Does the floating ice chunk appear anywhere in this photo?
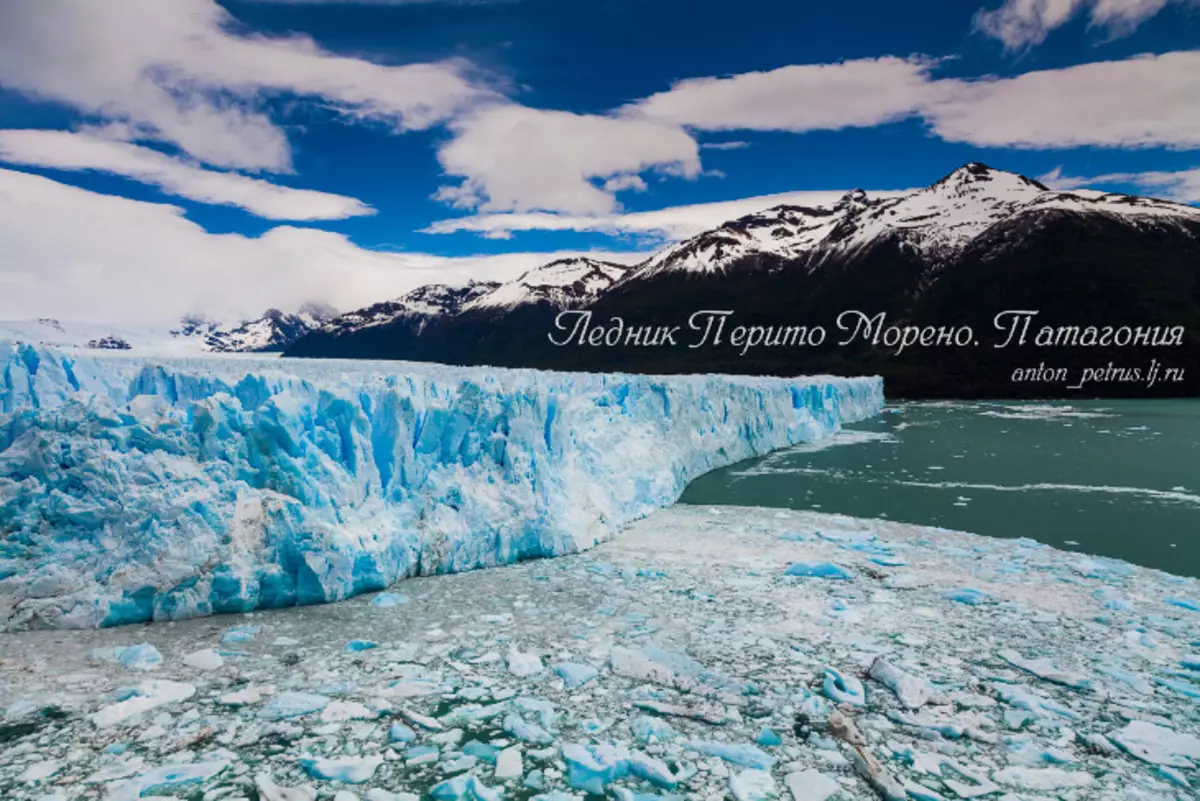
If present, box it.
[684,740,774,769]
[944,588,990,606]
[631,716,678,744]
[406,746,439,766]
[372,593,409,607]
[345,640,378,652]
[507,647,544,677]
[93,680,195,728]
[388,723,417,743]
[869,656,933,708]
[105,643,163,671]
[107,759,229,801]
[366,791,419,801]
[756,728,782,747]
[783,769,839,801]
[1095,664,1153,694]
[611,645,749,696]
[784,562,852,580]
[18,760,60,783]
[552,662,598,688]
[259,692,330,720]
[993,766,1092,790]
[822,667,865,706]
[1110,720,1200,767]
[989,683,1076,720]
[531,794,582,801]
[299,755,383,784]
[495,746,523,779]
[256,775,318,801]
[221,625,261,644]
[998,650,1089,689]
[181,648,223,670]
[1165,597,1200,611]
[729,769,776,801]
[400,707,444,730]
[504,713,554,745]
[219,684,273,706]
[429,774,503,800]
[561,743,676,794]
[322,700,376,721]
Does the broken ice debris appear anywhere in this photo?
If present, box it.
[998,649,1089,688]
[784,769,840,801]
[372,592,409,607]
[728,768,776,801]
[1110,720,1200,767]
[868,656,933,708]
[784,562,852,580]
[221,624,261,644]
[181,648,223,670]
[822,667,865,706]
[552,661,598,687]
[92,680,196,727]
[430,774,503,800]
[944,588,990,605]
[561,743,676,794]
[507,646,544,676]
[300,755,383,783]
[108,759,230,801]
[259,691,331,720]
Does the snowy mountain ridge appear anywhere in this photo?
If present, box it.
[315,282,500,338]
[631,163,1200,279]
[465,257,629,312]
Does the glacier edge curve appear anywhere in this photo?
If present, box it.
[0,342,883,630]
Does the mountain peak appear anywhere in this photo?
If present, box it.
[935,162,1048,192]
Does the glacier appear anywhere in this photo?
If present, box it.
[0,340,882,630]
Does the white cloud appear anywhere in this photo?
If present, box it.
[630,50,1200,152]
[925,51,1200,150]
[0,0,494,172]
[973,0,1190,51]
[631,57,939,133]
[0,168,645,324]
[1040,164,1200,202]
[700,141,751,151]
[435,105,701,215]
[423,188,915,241]
[0,129,373,220]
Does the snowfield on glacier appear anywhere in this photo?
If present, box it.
[0,342,881,630]
[2,506,1198,800]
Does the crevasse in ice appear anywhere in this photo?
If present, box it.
[0,341,883,629]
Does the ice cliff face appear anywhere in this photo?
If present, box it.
[0,342,883,630]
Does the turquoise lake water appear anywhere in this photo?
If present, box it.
[681,400,1200,576]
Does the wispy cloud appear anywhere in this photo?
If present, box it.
[0,129,374,220]
[973,0,1193,52]
[423,188,915,241]
[1040,164,1200,202]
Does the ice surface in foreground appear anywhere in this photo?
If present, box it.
[0,341,882,629]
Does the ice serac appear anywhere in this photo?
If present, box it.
[0,342,883,630]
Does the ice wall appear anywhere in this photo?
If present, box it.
[0,342,883,630]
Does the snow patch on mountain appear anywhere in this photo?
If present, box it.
[633,163,1200,278]
[317,282,500,338]
[466,258,629,311]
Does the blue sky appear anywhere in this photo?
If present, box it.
[0,0,1196,322]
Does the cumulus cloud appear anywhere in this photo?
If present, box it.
[973,0,1191,51]
[631,50,1200,152]
[0,129,374,220]
[924,51,1200,150]
[0,168,645,323]
[423,188,915,242]
[631,57,939,133]
[1040,164,1200,202]
[0,0,494,172]
[435,105,701,215]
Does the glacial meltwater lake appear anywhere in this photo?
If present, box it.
[681,399,1200,576]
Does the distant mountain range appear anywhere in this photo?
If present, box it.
[287,164,1200,398]
[0,303,338,356]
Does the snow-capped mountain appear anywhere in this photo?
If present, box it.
[197,303,338,353]
[466,258,628,311]
[317,282,499,339]
[632,163,1200,279]
[285,163,1200,399]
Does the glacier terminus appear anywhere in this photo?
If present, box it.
[0,341,882,630]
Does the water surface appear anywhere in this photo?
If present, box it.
[682,400,1200,575]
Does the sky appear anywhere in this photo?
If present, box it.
[0,0,1197,323]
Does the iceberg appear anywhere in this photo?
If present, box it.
[0,342,882,630]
